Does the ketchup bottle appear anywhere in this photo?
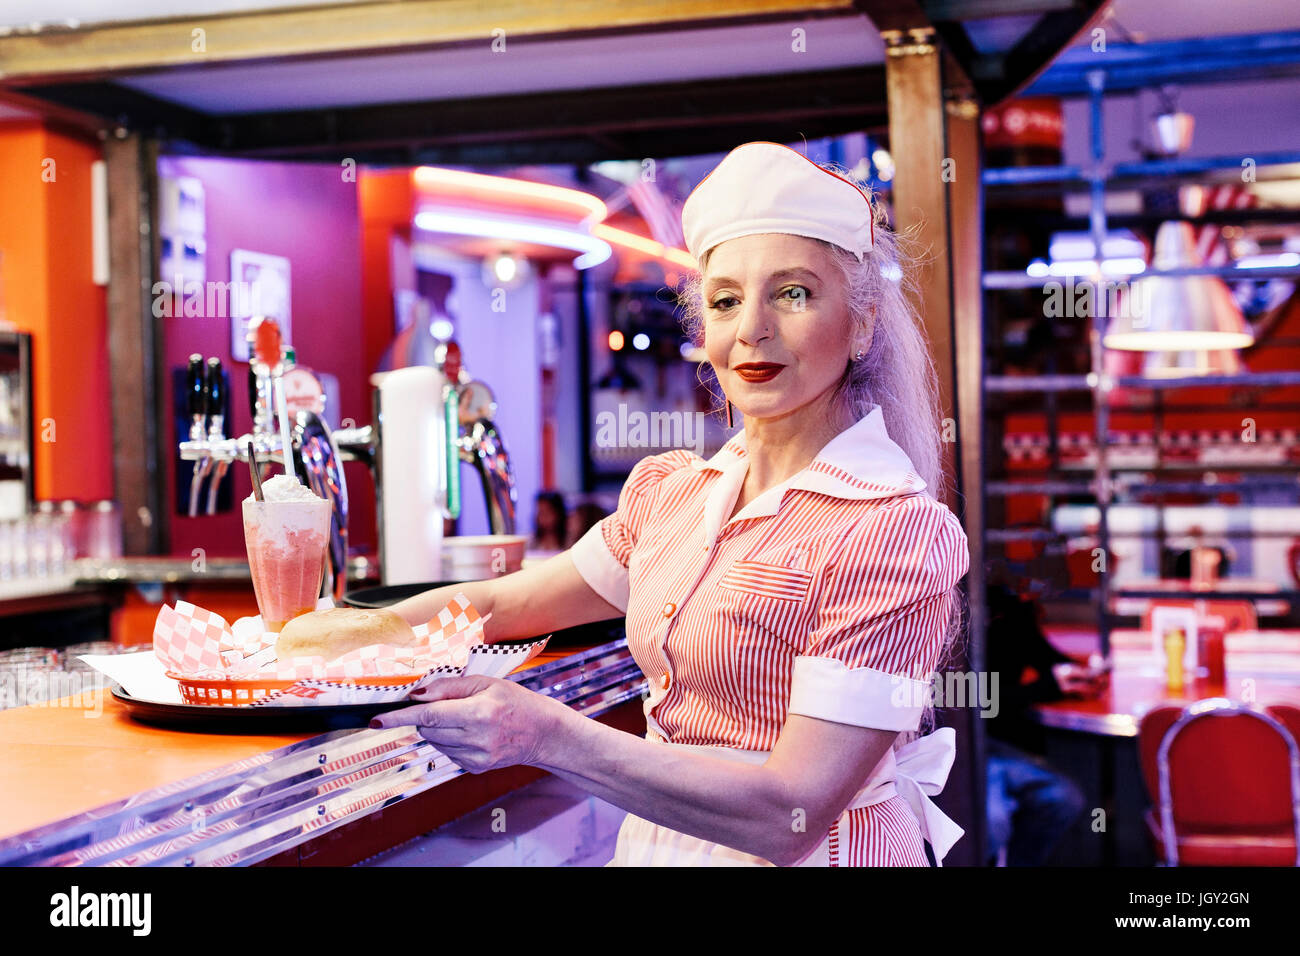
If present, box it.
[1164,628,1186,692]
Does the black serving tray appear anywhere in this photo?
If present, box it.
[109,685,420,733]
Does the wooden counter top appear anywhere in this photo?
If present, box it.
[0,641,603,842]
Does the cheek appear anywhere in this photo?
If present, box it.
[788,309,849,372]
[703,323,728,363]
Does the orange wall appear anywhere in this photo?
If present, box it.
[0,121,112,502]
[359,168,414,383]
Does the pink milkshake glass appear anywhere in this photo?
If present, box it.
[242,496,332,632]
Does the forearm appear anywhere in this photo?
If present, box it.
[390,552,621,640]
[532,700,807,865]
[390,580,500,635]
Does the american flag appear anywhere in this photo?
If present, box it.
[1190,183,1255,265]
[626,177,685,249]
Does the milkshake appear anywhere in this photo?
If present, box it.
[242,475,332,632]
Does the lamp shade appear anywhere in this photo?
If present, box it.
[1142,347,1243,378]
[1103,221,1254,351]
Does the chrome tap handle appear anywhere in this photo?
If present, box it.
[462,417,517,535]
[293,410,350,602]
[185,354,214,516]
[248,366,261,432]
[205,357,224,437]
[203,357,226,515]
[186,354,206,441]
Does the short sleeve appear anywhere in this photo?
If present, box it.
[568,450,696,614]
[787,495,970,732]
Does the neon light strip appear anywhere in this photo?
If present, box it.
[413,209,613,269]
[414,166,606,222]
[592,223,696,270]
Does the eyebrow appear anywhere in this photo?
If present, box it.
[705,267,822,292]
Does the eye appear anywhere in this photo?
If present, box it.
[778,285,812,303]
[708,295,739,311]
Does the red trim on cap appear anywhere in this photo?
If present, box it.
[684,140,875,248]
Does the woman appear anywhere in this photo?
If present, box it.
[531,490,569,552]
[382,141,971,866]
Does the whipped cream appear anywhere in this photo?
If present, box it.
[249,473,324,504]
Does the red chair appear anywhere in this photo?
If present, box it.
[1137,698,1300,866]
[1269,705,1300,751]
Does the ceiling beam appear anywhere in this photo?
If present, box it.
[982,1,1104,103]
[23,65,889,165]
[0,0,854,84]
[0,86,104,138]
[1025,30,1300,97]
[16,82,210,140]
[922,0,1076,18]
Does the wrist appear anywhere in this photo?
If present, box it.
[533,694,579,769]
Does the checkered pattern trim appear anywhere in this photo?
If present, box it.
[245,636,550,707]
[154,592,492,684]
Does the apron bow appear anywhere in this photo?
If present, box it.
[891,727,964,865]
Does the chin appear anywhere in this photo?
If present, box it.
[732,400,796,421]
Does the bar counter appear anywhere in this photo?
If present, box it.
[0,629,645,866]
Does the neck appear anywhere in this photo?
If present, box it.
[741,389,858,491]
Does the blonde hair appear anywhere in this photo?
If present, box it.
[676,162,967,738]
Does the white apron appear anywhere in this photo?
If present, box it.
[607,727,964,867]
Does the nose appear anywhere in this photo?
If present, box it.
[734,297,774,347]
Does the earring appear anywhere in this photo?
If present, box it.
[854,349,865,362]
[725,398,734,429]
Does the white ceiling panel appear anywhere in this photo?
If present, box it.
[114,15,883,114]
[1078,0,1300,45]
[0,0,359,30]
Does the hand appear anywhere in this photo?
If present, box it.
[369,676,562,773]
[1052,662,1109,698]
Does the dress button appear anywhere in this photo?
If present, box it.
[662,602,676,617]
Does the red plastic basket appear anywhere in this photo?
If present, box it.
[167,672,426,706]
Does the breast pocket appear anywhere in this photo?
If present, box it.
[718,560,815,602]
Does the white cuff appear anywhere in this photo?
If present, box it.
[568,521,630,615]
[787,656,929,731]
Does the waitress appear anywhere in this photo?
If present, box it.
[383,141,971,867]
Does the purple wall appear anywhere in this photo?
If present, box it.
[159,154,373,558]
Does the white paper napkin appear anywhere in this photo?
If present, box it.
[80,652,183,705]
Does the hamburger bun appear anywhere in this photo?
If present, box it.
[276,607,420,661]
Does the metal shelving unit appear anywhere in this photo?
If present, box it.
[981,71,1300,657]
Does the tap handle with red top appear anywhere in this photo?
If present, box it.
[253,316,283,369]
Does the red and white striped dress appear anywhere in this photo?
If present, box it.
[569,404,971,866]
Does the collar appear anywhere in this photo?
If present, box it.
[691,404,927,503]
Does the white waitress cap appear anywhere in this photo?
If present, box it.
[681,141,875,264]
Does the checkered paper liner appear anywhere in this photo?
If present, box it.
[151,593,541,707]
[246,638,551,707]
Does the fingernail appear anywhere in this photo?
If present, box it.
[369,718,383,729]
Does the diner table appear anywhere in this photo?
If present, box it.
[1029,625,1300,865]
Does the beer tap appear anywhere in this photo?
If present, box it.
[204,358,229,515]
[186,354,206,443]
[186,354,214,517]
[178,320,518,591]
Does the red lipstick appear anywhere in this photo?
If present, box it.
[734,362,785,383]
